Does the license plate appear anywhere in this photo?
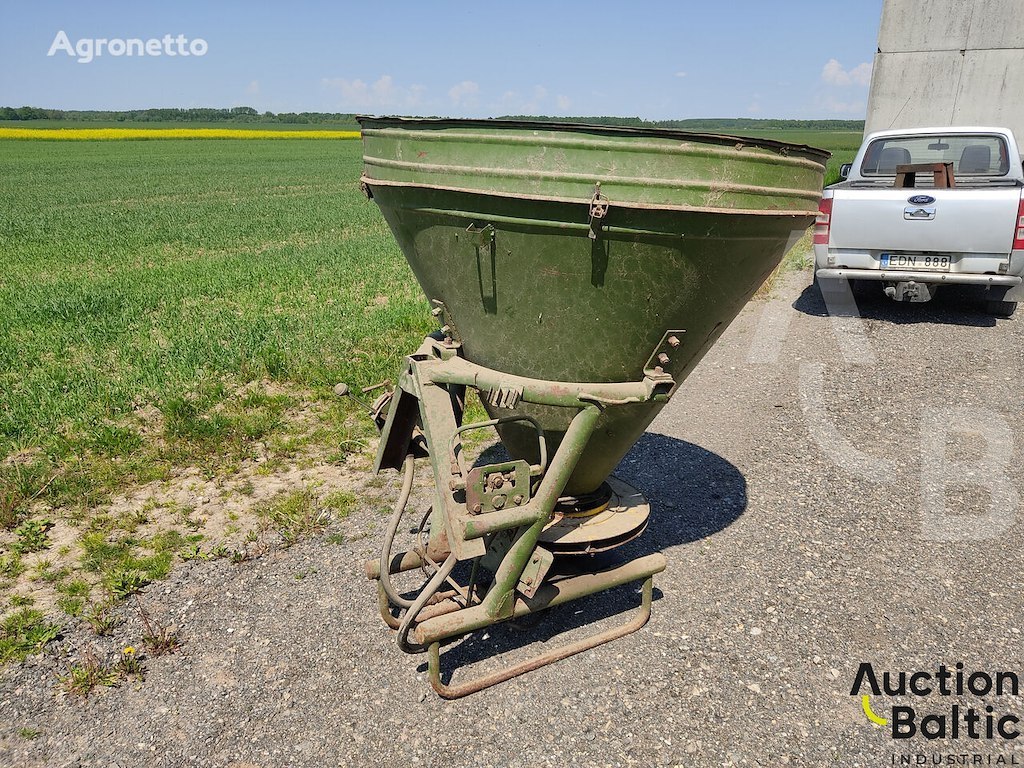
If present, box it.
[879,253,951,271]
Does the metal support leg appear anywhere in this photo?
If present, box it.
[365,342,676,698]
[427,574,657,699]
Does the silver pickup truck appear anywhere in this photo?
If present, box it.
[813,126,1024,317]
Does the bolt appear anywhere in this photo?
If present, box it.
[471,503,482,514]
[667,335,680,347]
[333,382,375,412]
[513,494,524,505]
[657,353,670,365]
[492,494,506,510]
[431,306,443,317]
[491,474,504,489]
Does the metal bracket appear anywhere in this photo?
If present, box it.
[465,223,495,247]
[373,384,428,473]
[588,183,610,240]
[466,459,532,515]
[485,384,523,409]
[430,299,463,344]
[642,329,685,376]
[516,546,553,599]
[480,529,515,574]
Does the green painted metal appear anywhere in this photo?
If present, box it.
[360,117,828,495]
[480,403,602,619]
[368,337,674,694]
[424,566,662,698]
[360,118,828,211]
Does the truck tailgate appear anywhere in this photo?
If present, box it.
[829,188,1019,254]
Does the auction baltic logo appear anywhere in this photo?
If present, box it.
[47,31,208,64]
[852,662,1023,765]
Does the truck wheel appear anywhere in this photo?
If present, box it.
[985,299,1017,317]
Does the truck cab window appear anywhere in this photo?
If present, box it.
[861,134,1010,177]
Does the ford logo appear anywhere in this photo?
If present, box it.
[908,194,936,205]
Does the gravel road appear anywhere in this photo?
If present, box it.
[3,271,1023,768]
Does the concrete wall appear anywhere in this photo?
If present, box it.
[865,0,1024,139]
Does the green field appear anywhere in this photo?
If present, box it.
[0,130,857,641]
[0,139,433,521]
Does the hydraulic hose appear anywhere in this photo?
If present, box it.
[397,552,457,654]
[378,454,417,609]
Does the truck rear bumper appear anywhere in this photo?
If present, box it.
[815,268,1022,288]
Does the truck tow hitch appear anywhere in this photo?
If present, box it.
[885,280,935,303]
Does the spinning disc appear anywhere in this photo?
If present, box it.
[539,476,650,555]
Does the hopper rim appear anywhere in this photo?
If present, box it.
[360,176,820,219]
[355,114,832,166]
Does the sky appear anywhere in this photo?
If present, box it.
[0,0,884,120]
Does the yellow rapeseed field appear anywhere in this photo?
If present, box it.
[0,127,360,140]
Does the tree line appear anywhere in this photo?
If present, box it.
[0,106,864,131]
[498,115,866,130]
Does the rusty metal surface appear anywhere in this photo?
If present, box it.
[427,574,657,699]
[539,475,650,553]
[412,553,667,647]
[358,117,829,216]
[365,342,674,695]
[358,116,830,156]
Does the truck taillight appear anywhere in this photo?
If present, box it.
[1014,196,1024,250]
[813,197,832,245]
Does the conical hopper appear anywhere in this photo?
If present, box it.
[360,117,827,495]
